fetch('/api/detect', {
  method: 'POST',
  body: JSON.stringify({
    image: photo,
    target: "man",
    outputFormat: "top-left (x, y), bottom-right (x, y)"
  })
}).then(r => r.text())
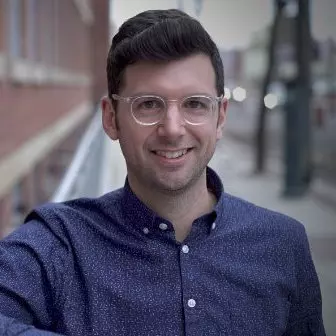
top-left (0, 9), bottom-right (325, 336)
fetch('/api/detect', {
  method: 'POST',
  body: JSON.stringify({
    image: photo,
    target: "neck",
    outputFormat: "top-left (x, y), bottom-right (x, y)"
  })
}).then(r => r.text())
top-left (128, 171), bottom-right (217, 241)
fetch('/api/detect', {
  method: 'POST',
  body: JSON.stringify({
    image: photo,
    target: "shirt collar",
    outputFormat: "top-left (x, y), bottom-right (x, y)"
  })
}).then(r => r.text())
top-left (121, 166), bottom-right (225, 234)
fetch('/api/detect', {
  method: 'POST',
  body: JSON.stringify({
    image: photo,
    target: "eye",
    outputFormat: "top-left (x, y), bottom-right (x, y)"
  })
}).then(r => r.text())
top-left (142, 100), bottom-right (159, 109)
top-left (136, 98), bottom-right (163, 110)
top-left (183, 97), bottom-right (210, 110)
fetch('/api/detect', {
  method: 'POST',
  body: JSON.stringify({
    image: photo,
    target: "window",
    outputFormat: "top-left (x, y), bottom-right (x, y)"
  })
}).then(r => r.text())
top-left (0, 0), bottom-right (5, 51)
top-left (9, 0), bottom-right (23, 58)
top-left (26, 0), bottom-right (37, 61)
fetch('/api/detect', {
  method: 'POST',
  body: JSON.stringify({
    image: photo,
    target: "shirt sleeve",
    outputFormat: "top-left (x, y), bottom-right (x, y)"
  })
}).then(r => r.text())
top-left (0, 217), bottom-right (68, 335)
top-left (284, 224), bottom-right (326, 335)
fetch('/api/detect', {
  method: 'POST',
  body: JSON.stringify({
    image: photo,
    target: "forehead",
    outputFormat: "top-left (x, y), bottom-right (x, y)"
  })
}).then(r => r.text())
top-left (121, 54), bottom-right (216, 97)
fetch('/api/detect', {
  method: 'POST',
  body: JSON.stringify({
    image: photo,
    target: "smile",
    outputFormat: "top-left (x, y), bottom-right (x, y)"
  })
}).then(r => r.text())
top-left (154, 149), bottom-right (188, 159)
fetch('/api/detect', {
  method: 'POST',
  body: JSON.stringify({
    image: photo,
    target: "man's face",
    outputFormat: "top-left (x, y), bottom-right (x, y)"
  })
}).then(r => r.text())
top-left (102, 54), bottom-right (227, 194)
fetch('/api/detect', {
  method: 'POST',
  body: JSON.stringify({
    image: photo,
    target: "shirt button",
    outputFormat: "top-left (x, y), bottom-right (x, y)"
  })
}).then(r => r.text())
top-left (182, 245), bottom-right (189, 254)
top-left (159, 223), bottom-right (168, 230)
top-left (188, 299), bottom-right (196, 308)
top-left (143, 228), bottom-right (149, 234)
top-left (211, 222), bottom-right (216, 230)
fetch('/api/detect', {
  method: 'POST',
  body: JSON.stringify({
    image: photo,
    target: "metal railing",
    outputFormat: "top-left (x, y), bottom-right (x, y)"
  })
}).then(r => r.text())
top-left (51, 108), bottom-right (105, 202)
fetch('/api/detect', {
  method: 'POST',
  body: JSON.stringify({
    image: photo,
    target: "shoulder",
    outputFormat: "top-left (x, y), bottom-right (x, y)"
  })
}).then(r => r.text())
top-left (218, 192), bottom-right (307, 244)
top-left (28, 187), bottom-right (124, 223)
top-left (16, 187), bottom-right (125, 242)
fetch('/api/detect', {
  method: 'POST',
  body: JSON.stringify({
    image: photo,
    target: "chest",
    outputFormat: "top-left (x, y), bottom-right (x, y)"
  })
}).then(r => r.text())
top-left (57, 236), bottom-right (294, 336)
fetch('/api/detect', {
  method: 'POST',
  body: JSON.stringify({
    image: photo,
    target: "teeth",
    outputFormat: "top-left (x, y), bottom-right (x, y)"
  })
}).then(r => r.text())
top-left (155, 149), bottom-right (187, 159)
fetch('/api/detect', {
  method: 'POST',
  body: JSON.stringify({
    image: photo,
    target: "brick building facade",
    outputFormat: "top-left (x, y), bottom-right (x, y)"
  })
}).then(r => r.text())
top-left (0, 0), bottom-right (110, 237)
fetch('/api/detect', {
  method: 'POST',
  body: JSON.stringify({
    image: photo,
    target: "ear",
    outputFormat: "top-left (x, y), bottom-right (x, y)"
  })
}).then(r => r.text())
top-left (101, 96), bottom-right (119, 140)
top-left (216, 98), bottom-right (228, 140)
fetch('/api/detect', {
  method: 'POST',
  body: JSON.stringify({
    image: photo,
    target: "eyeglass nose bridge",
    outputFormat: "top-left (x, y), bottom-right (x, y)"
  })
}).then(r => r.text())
top-left (158, 98), bottom-right (186, 125)
top-left (164, 98), bottom-right (181, 109)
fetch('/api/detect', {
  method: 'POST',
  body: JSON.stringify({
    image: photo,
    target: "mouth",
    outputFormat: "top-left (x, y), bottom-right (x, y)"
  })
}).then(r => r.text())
top-left (152, 148), bottom-right (191, 159)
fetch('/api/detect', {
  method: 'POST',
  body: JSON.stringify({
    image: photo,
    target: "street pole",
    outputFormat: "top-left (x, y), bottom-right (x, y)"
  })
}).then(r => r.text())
top-left (254, 0), bottom-right (285, 173)
top-left (283, 0), bottom-right (313, 196)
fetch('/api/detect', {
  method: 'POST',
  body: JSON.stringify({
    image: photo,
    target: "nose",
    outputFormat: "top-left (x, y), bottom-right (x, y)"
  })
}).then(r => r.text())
top-left (157, 101), bottom-right (186, 139)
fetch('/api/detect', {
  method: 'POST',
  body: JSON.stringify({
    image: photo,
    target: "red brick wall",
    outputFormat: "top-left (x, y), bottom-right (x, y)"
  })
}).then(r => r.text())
top-left (36, 0), bottom-right (53, 65)
top-left (55, 0), bottom-right (91, 74)
top-left (0, 0), bottom-right (5, 51)
top-left (71, 3), bottom-right (91, 74)
top-left (0, 84), bottom-right (90, 160)
top-left (0, 0), bottom-right (110, 235)
top-left (91, 0), bottom-right (110, 104)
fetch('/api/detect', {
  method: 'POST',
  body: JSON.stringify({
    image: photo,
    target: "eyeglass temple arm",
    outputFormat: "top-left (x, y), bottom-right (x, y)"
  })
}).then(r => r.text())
top-left (111, 94), bottom-right (131, 102)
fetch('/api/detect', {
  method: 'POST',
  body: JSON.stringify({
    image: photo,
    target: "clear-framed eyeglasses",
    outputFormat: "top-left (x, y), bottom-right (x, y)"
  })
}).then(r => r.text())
top-left (111, 94), bottom-right (224, 126)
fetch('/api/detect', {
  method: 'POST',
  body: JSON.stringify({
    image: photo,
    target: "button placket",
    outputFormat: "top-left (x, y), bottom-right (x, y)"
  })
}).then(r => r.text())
top-left (179, 243), bottom-right (197, 326)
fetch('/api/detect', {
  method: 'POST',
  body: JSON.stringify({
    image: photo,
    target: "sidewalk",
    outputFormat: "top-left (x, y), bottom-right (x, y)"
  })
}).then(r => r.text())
top-left (224, 103), bottom-right (336, 210)
top-left (104, 133), bottom-right (336, 334)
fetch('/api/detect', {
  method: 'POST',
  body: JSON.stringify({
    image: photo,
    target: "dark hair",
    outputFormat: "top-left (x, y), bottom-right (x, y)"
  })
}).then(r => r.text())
top-left (106, 9), bottom-right (224, 101)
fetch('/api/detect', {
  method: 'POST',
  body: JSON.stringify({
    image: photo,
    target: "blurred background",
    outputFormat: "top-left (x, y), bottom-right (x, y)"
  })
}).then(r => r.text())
top-left (0, 0), bottom-right (335, 333)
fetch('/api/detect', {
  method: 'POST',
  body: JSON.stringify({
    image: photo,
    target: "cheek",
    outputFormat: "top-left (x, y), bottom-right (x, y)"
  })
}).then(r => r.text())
top-left (118, 122), bottom-right (151, 157)
top-left (192, 127), bottom-right (217, 150)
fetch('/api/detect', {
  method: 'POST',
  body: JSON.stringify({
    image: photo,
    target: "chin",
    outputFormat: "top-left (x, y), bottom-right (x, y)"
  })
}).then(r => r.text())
top-left (158, 181), bottom-right (188, 193)
top-left (153, 172), bottom-right (200, 194)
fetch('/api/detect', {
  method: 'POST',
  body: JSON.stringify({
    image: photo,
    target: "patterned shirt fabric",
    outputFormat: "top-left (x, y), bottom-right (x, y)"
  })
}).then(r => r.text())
top-left (0, 167), bottom-right (325, 335)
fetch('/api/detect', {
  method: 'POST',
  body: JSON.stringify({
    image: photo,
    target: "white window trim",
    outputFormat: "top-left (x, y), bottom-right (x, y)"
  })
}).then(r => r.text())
top-left (9, 58), bottom-right (91, 86)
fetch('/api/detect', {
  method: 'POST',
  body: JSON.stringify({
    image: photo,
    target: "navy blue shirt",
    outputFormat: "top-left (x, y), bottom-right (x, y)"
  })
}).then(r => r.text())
top-left (0, 168), bottom-right (325, 335)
